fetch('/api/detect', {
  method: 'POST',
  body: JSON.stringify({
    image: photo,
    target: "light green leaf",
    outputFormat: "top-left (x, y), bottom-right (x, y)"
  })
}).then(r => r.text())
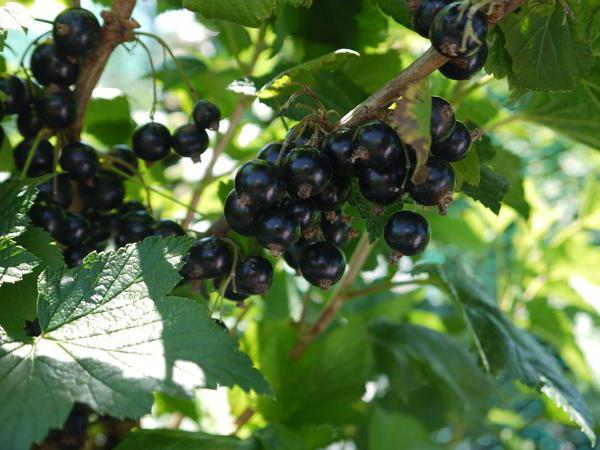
top-left (368, 407), bottom-right (441, 450)
top-left (183, 0), bottom-right (276, 27)
top-left (0, 237), bottom-right (270, 450)
top-left (85, 96), bottom-right (135, 147)
top-left (0, 238), bottom-right (38, 287)
top-left (115, 429), bottom-right (241, 450)
top-left (452, 147), bottom-right (480, 188)
top-left (0, 179), bottom-right (39, 238)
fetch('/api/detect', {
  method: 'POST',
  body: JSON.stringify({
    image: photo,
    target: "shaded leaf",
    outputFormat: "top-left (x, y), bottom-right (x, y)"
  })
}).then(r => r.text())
top-left (0, 238), bottom-right (38, 287)
top-left (183, 0), bottom-right (276, 28)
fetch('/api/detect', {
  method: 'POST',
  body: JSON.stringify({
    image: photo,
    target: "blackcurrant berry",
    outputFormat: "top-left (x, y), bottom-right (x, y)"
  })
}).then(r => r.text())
top-left (132, 122), bottom-right (172, 162)
top-left (413, 0), bottom-right (453, 37)
top-left (283, 197), bottom-right (319, 232)
top-left (408, 155), bottom-right (455, 213)
top-left (37, 87), bottom-right (76, 129)
top-left (57, 212), bottom-right (90, 247)
top-left (118, 200), bottom-right (147, 215)
top-left (384, 211), bottom-right (430, 259)
top-left (30, 42), bottom-right (79, 87)
top-left (192, 100), bottom-right (221, 130)
top-left (288, 125), bottom-right (325, 147)
top-left (234, 159), bottom-right (283, 211)
top-left (214, 277), bottom-right (249, 302)
top-left (81, 171), bottom-right (125, 211)
top-left (359, 166), bottom-right (405, 205)
top-left (299, 241), bottom-right (346, 290)
top-left (60, 142), bottom-right (99, 181)
top-left (431, 121), bottom-right (471, 162)
top-left (282, 145), bottom-right (332, 199)
top-left (172, 124), bottom-right (209, 161)
top-left (320, 213), bottom-right (352, 247)
top-left (256, 210), bottom-right (300, 256)
top-left (83, 209), bottom-right (114, 243)
top-left (224, 190), bottom-right (260, 236)
top-left (283, 238), bottom-right (311, 272)
top-left (151, 219), bottom-right (185, 238)
top-left (431, 96), bottom-right (456, 143)
top-left (323, 127), bottom-right (357, 176)
top-left (430, 2), bottom-right (488, 58)
top-left (0, 75), bottom-right (26, 115)
top-left (53, 8), bottom-right (101, 56)
top-left (63, 245), bottom-right (93, 268)
top-left (0, 126), bottom-right (4, 148)
top-left (109, 144), bottom-right (139, 176)
top-left (13, 139), bottom-right (54, 177)
top-left (257, 142), bottom-right (284, 165)
top-left (179, 237), bottom-right (232, 280)
top-left (28, 200), bottom-right (66, 237)
top-left (312, 176), bottom-right (351, 212)
top-left (37, 174), bottom-right (73, 209)
top-left (353, 120), bottom-right (403, 170)
top-left (234, 256), bottom-right (273, 295)
top-left (115, 210), bottom-right (154, 245)
top-left (17, 103), bottom-right (43, 138)
top-left (439, 43), bottom-right (488, 80)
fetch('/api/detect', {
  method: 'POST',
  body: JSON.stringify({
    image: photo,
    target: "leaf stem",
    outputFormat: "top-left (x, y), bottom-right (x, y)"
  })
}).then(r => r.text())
top-left (135, 37), bottom-right (158, 121)
top-left (19, 132), bottom-right (43, 180)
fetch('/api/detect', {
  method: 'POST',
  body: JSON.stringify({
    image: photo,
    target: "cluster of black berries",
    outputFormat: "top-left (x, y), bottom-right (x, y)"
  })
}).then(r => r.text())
top-left (414, 0), bottom-right (488, 80)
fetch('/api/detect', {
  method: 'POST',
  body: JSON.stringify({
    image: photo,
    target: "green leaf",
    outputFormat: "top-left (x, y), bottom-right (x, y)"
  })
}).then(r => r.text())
top-left (451, 146), bottom-right (480, 188)
top-left (376, 0), bottom-right (412, 28)
top-left (212, 21), bottom-right (252, 58)
top-left (0, 179), bottom-right (39, 238)
top-left (247, 423), bottom-right (334, 450)
top-left (368, 406), bottom-right (441, 450)
top-left (462, 165), bottom-right (509, 215)
top-left (485, 28), bottom-right (512, 79)
top-left (0, 237), bottom-right (270, 450)
top-left (183, 0), bottom-right (276, 27)
top-left (85, 96), bottom-right (135, 147)
top-left (500, 5), bottom-right (592, 91)
top-left (115, 429), bottom-right (241, 450)
top-left (0, 238), bottom-right (38, 287)
top-left (415, 259), bottom-right (596, 445)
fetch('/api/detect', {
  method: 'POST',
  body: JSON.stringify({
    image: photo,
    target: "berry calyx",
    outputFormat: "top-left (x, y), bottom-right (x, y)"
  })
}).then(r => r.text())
top-left (17, 104), bottom-right (43, 138)
top-left (224, 190), bottom-right (260, 236)
top-left (59, 142), bottom-right (99, 181)
top-left (431, 96), bottom-right (456, 143)
top-left (359, 166), bottom-right (406, 205)
top-left (282, 145), bottom-right (332, 199)
top-left (109, 144), bottom-right (139, 176)
top-left (172, 124), bottom-right (209, 162)
top-left (37, 87), bottom-right (76, 129)
top-left (429, 2), bottom-right (488, 58)
top-left (37, 174), bottom-right (73, 209)
top-left (323, 127), bottom-right (357, 176)
top-left (28, 200), bottom-right (66, 237)
top-left (439, 43), bottom-right (488, 80)
top-left (13, 139), bottom-right (54, 177)
top-left (115, 210), bottom-right (154, 246)
top-left (132, 122), bottom-right (172, 162)
top-left (257, 142), bottom-right (284, 165)
top-left (53, 7), bottom-right (101, 57)
top-left (384, 211), bottom-right (431, 261)
top-left (413, 0), bottom-right (453, 37)
top-left (234, 159), bottom-right (283, 211)
top-left (0, 75), bottom-right (26, 115)
top-left (256, 210), bottom-right (300, 257)
top-left (30, 42), bottom-right (79, 87)
top-left (81, 171), bottom-right (125, 211)
top-left (408, 155), bottom-right (455, 214)
top-left (431, 121), bottom-right (471, 162)
top-left (353, 120), bottom-right (404, 170)
top-left (180, 237), bottom-right (233, 280)
top-left (151, 219), bottom-right (185, 238)
top-left (299, 241), bottom-right (346, 290)
top-left (234, 256), bottom-right (274, 296)
top-left (192, 100), bottom-right (221, 130)
top-left (312, 176), bottom-right (351, 212)
top-left (57, 212), bottom-right (90, 247)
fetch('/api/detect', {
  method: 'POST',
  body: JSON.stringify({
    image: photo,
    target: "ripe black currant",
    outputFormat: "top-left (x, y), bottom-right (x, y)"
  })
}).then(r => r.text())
top-left (28, 200), bottom-right (66, 237)
top-left (384, 211), bottom-right (431, 260)
top-left (234, 256), bottom-right (273, 296)
top-left (192, 100), bottom-right (221, 130)
top-left (53, 8), bottom-right (101, 56)
top-left (430, 2), bottom-right (488, 58)
top-left (151, 219), bottom-right (185, 238)
top-left (282, 145), bottom-right (332, 199)
top-left (57, 213), bottom-right (90, 247)
top-left (179, 237), bottom-right (233, 280)
top-left (283, 197), bottom-right (319, 234)
top-left (353, 120), bottom-right (403, 170)
top-left (408, 155), bottom-right (455, 214)
top-left (431, 121), bottom-right (471, 162)
top-left (37, 174), bottom-right (73, 209)
top-left (118, 200), bottom-right (147, 215)
top-left (413, 0), bottom-right (453, 37)
top-left (312, 176), bottom-right (351, 212)
top-left (132, 122), bottom-right (172, 162)
top-left (439, 43), bottom-right (488, 80)
top-left (81, 171), bottom-right (125, 211)
top-left (234, 159), bottom-right (283, 211)
top-left (224, 190), bottom-right (260, 236)
top-left (299, 241), bottom-right (346, 290)
top-left (0, 75), bottom-right (26, 115)
top-left (37, 87), bottom-right (76, 129)
top-left (359, 166), bottom-right (406, 205)
top-left (283, 238), bottom-right (311, 272)
top-left (59, 142), bottom-right (99, 181)
top-left (214, 277), bottom-right (249, 302)
top-left (115, 210), bottom-right (154, 246)
top-left (172, 124), bottom-right (209, 161)
top-left (63, 245), bottom-right (93, 268)
top-left (288, 125), bottom-right (325, 147)
top-left (30, 42), bottom-right (79, 87)
top-left (13, 139), bottom-right (54, 177)
top-left (323, 127), bottom-right (357, 177)
top-left (431, 96), bottom-right (456, 143)
top-left (257, 142), bottom-right (284, 165)
top-left (256, 210), bottom-right (300, 256)
top-left (320, 212), bottom-right (353, 247)
top-left (109, 144), bottom-right (139, 176)
top-left (83, 209), bottom-right (114, 243)
top-left (17, 104), bottom-right (43, 138)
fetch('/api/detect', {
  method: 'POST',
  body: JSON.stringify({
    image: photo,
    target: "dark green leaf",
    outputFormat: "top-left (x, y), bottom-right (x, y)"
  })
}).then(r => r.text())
top-left (462, 165), bottom-right (509, 215)
top-left (183, 0), bottom-right (277, 27)
top-left (116, 429), bottom-right (241, 450)
top-left (85, 96), bottom-right (135, 147)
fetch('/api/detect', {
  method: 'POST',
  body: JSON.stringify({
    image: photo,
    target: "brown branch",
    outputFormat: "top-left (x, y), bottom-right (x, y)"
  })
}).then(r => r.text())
top-left (64, 0), bottom-right (139, 143)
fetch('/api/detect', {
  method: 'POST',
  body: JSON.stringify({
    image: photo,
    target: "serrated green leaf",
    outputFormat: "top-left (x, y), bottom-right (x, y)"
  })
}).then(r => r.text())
top-left (183, 0), bottom-right (276, 27)
top-left (115, 429), bottom-right (241, 450)
top-left (452, 148), bottom-right (480, 188)
top-left (0, 238), bottom-right (38, 287)
top-left (0, 179), bottom-right (39, 238)
top-left (462, 165), bottom-right (509, 215)
top-left (0, 237), bottom-right (270, 450)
